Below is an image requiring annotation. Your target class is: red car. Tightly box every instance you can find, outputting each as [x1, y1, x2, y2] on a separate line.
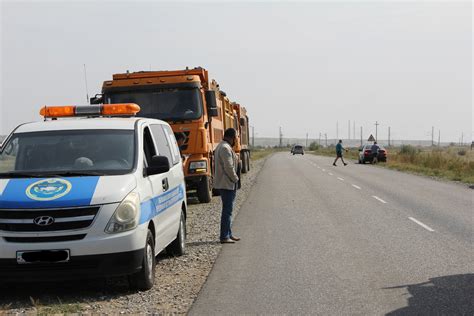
[358, 144, 387, 163]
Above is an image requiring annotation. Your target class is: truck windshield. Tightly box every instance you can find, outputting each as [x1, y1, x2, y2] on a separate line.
[106, 88, 203, 121]
[0, 130, 135, 177]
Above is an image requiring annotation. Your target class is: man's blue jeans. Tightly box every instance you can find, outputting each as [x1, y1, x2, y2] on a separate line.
[219, 189, 237, 240]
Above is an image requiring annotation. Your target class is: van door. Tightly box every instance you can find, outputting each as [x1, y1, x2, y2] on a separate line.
[149, 124, 184, 246]
[142, 125, 171, 251]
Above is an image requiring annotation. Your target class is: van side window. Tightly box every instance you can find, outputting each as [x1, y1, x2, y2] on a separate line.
[143, 127, 156, 167]
[161, 125, 181, 165]
[150, 124, 175, 165]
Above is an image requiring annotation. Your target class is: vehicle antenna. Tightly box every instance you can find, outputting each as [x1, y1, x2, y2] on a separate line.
[83, 64, 90, 104]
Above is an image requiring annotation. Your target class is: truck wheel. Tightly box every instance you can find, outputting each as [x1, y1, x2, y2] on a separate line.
[166, 211, 186, 256]
[241, 152, 248, 174]
[197, 176, 212, 203]
[129, 230, 155, 291]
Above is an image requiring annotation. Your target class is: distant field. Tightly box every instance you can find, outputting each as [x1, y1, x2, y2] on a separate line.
[309, 145, 474, 185]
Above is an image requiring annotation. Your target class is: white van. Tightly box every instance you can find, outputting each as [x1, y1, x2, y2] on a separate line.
[0, 104, 187, 290]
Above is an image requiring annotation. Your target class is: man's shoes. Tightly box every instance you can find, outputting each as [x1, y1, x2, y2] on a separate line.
[344, 163, 348, 166]
[230, 236, 241, 241]
[333, 163, 337, 166]
[220, 238, 236, 244]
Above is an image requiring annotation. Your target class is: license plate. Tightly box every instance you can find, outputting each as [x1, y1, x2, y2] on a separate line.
[16, 249, 70, 264]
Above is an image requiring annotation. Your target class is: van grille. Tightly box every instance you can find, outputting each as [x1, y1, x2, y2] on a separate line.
[0, 206, 100, 232]
[4, 234, 87, 243]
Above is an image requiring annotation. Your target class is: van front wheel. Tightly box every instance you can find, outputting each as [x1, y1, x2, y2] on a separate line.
[129, 230, 155, 291]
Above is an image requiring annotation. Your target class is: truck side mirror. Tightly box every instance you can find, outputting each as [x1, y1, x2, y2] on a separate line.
[146, 155, 170, 176]
[205, 90, 219, 117]
[90, 94, 104, 105]
[239, 118, 246, 126]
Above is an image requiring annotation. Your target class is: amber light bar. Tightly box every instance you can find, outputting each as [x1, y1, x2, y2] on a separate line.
[40, 103, 141, 118]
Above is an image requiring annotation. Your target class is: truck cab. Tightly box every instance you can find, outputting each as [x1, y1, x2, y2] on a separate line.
[93, 68, 232, 203]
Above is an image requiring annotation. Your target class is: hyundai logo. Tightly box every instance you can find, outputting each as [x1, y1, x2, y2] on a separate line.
[33, 216, 55, 226]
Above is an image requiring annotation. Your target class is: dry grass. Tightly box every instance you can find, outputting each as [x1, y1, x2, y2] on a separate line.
[386, 146, 474, 184]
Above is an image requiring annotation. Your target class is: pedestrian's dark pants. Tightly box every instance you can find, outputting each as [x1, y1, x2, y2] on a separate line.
[219, 189, 236, 240]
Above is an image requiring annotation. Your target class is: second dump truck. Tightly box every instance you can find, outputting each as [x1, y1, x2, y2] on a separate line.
[92, 67, 250, 203]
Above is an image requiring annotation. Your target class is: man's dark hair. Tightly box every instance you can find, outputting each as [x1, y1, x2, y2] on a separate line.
[339, 139, 342, 143]
[224, 128, 237, 139]
[175, 132, 186, 142]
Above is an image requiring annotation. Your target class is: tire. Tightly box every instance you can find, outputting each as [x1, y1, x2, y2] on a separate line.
[166, 211, 186, 256]
[129, 230, 155, 291]
[246, 152, 251, 172]
[241, 152, 248, 174]
[197, 175, 212, 203]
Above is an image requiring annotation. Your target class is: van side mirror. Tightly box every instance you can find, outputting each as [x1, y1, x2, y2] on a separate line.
[146, 155, 170, 176]
[358, 148, 363, 152]
[90, 94, 104, 105]
[205, 90, 219, 117]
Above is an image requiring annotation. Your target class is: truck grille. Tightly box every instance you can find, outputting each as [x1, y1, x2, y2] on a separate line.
[0, 206, 100, 232]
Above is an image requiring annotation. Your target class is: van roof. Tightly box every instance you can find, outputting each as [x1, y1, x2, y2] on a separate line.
[13, 117, 164, 134]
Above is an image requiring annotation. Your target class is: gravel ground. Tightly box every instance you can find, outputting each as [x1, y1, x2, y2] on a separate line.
[0, 157, 267, 315]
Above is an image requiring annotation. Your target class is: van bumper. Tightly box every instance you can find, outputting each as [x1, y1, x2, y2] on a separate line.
[0, 249, 143, 282]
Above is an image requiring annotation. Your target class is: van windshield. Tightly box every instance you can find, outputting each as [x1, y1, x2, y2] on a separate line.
[0, 130, 135, 178]
[106, 88, 203, 121]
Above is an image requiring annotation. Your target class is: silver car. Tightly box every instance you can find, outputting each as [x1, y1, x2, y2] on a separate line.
[291, 145, 305, 155]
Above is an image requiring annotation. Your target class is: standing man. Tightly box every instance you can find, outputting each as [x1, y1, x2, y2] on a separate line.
[333, 139, 348, 166]
[371, 141, 380, 164]
[214, 128, 240, 244]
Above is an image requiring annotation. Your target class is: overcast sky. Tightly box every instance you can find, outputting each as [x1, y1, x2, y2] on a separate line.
[1, 0, 472, 143]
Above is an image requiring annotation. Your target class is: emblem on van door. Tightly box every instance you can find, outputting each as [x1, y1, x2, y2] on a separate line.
[33, 216, 55, 226]
[26, 179, 72, 201]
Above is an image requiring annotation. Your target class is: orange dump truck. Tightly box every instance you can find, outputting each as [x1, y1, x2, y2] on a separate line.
[92, 67, 249, 202]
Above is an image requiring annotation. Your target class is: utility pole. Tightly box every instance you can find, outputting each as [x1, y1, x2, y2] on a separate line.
[279, 126, 283, 147]
[319, 132, 321, 146]
[388, 126, 391, 147]
[348, 120, 350, 140]
[461, 132, 464, 146]
[375, 121, 379, 142]
[306, 133, 308, 147]
[360, 126, 363, 146]
[325, 133, 328, 147]
[353, 121, 356, 142]
[431, 126, 434, 146]
[251, 125, 255, 147]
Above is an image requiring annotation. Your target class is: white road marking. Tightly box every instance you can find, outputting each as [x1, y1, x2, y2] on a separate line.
[328, 173, 333, 176]
[352, 184, 361, 190]
[372, 196, 387, 204]
[337, 177, 344, 181]
[409, 217, 435, 232]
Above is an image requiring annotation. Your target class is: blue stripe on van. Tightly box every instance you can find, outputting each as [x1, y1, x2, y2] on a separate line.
[139, 184, 185, 224]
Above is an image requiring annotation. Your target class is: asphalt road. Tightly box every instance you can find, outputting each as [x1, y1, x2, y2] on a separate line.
[190, 152, 473, 315]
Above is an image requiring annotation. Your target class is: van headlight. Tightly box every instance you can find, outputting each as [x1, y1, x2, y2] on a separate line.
[105, 192, 140, 234]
